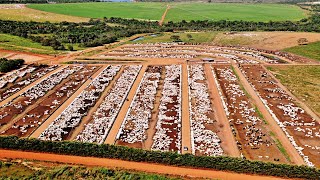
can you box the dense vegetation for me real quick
[0,160,177,179]
[0,13,320,50]
[0,58,24,73]
[0,19,162,49]
[0,136,319,179]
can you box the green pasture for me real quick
[28,2,306,22]
[0,34,57,54]
[165,3,306,22]
[28,2,166,21]
[0,34,84,54]
[267,65,320,116]
[284,41,320,61]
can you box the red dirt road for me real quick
[0,149,286,180]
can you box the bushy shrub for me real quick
[0,58,24,73]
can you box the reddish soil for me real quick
[213,65,289,163]
[1,66,99,137]
[241,65,320,167]
[0,149,286,180]
[0,66,80,131]
[104,65,147,144]
[0,65,58,102]
[116,66,163,149]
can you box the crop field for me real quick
[165,3,306,22]
[28,3,166,21]
[28,2,306,22]
[0,44,319,169]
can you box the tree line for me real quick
[0,136,319,179]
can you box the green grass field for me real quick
[166,3,306,22]
[0,34,85,54]
[284,41,320,61]
[130,32,218,44]
[0,34,58,54]
[28,2,306,22]
[28,3,166,21]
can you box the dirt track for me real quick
[0,149,286,180]
[159,5,170,26]
[204,64,240,157]
[181,64,192,154]
[104,65,147,144]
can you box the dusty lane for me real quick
[204,64,240,157]
[159,5,170,26]
[181,63,192,154]
[68,66,125,141]
[104,65,147,145]
[0,149,286,180]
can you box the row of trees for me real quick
[0,19,161,50]
[0,136,319,179]
[0,13,319,50]
[0,58,24,73]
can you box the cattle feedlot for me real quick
[0,2,320,179]
[0,42,319,168]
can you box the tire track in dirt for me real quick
[159,5,170,26]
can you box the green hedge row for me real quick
[0,136,319,179]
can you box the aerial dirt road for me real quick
[0,149,286,180]
[204,64,240,157]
